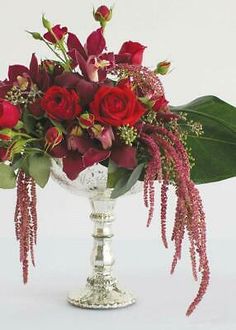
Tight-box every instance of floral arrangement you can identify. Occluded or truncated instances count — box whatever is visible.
[0,5,235,316]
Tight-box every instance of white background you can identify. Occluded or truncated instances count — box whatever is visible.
[0,0,235,329]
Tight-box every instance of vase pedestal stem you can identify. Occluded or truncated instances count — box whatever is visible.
[67,196,136,309]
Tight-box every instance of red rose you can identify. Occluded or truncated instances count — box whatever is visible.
[0,99,20,128]
[153,96,169,112]
[94,5,112,27]
[44,25,68,43]
[41,86,82,121]
[90,85,145,127]
[118,41,146,65]
[45,127,63,147]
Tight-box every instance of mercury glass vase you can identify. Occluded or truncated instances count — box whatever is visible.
[51,160,142,309]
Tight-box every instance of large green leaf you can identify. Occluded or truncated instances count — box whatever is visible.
[171,96,236,184]
[0,164,16,189]
[28,153,51,188]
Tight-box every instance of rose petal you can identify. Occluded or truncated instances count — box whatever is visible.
[62,152,84,180]
[82,148,110,167]
[85,28,106,56]
[111,145,137,169]
[29,53,39,83]
[8,65,30,82]
[55,72,80,89]
[67,32,88,60]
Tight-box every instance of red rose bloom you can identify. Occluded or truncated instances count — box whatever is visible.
[118,41,146,65]
[41,86,82,121]
[90,85,145,127]
[44,25,68,43]
[0,99,20,128]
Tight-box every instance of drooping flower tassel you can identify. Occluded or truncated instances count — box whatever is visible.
[140,123,210,316]
[14,170,38,283]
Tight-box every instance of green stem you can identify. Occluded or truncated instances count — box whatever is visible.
[42,40,67,64]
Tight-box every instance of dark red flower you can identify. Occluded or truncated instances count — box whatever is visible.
[111,145,137,169]
[41,86,82,121]
[94,5,112,21]
[90,85,145,127]
[29,98,44,117]
[45,127,63,147]
[117,41,146,65]
[0,147,10,161]
[0,99,20,128]
[44,25,68,43]
[153,95,169,112]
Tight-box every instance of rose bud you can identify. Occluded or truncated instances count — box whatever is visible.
[153,96,169,112]
[70,125,83,137]
[79,113,95,129]
[0,99,20,128]
[92,125,115,150]
[29,98,44,117]
[44,24,68,44]
[93,5,112,28]
[45,127,63,150]
[0,128,14,141]
[155,61,171,75]
[0,147,10,162]
[117,41,146,65]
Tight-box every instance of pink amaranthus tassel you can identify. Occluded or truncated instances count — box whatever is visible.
[14,170,38,283]
[140,123,210,316]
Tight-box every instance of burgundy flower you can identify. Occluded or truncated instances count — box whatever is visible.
[94,125,114,150]
[111,145,137,169]
[0,147,10,161]
[0,99,20,128]
[117,41,146,65]
[90,85,146,127]
[41,86,82,121]
[44,25,68,43]
[153,95,169,112]
[29,98,44,117]
[94,5,112,21]
[45,127,63,147]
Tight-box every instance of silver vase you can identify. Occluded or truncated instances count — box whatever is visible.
[51,161,142,309]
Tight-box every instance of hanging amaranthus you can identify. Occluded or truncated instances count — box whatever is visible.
[140,123,210,316]
[14,170,38,283]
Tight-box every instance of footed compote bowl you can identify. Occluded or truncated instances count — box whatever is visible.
[51,160,142,309]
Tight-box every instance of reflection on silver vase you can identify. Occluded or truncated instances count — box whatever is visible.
[51,160,142,309]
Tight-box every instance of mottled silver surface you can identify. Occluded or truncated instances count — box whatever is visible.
[51,161,141,309]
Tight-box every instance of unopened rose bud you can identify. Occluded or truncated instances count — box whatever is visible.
[70,125,83,137]
[0,128,14,141]
[45,127,63,150]
[27,31,43,40]
[79,113,95,129]
[42,15,52,30]
[155,61,171,75]
[93,5,112,28]
[0,147,10,162]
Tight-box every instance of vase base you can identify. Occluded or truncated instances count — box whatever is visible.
[67,274,136,309]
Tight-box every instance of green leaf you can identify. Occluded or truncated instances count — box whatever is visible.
[171,96,236,184]
[49,119,67,134]
[111,163,145,199]
[107,160,130,188]
[0,164,16,189]
[28,153,51,188]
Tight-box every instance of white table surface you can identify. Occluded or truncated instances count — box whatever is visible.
[0,237,234,330]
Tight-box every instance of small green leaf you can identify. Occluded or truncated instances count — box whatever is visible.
[111,163,145,199]
[107,160,130,188]
[0,164,16,189]
[28,153,51,188]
